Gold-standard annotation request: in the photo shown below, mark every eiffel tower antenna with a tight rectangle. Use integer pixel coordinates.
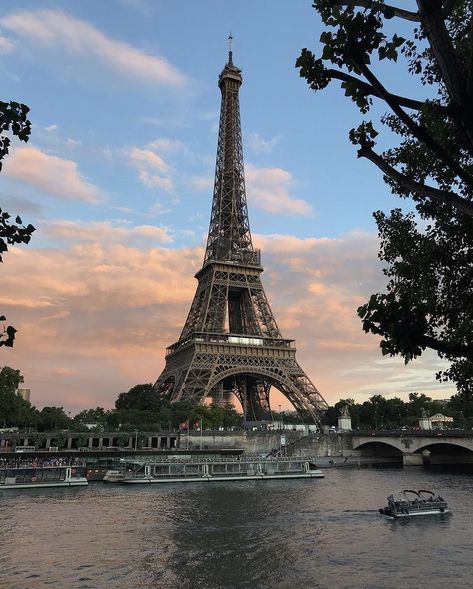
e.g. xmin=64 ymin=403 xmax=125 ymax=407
xmin=228 ymin=32 xmax=233 ymax=64
xmin=154 ymin=48 xmax=328 ymax=425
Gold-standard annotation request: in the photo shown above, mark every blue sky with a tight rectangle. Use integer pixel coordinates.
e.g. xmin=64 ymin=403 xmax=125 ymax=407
xmin=0 ymin=1 xmax=452 ymax=411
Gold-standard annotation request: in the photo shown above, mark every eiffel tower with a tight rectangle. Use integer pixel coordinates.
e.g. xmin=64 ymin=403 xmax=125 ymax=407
xmin=154 ymin=43 xmax=328 ymax=424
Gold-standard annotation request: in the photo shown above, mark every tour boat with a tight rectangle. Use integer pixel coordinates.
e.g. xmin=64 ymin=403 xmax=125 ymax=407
xmin=104 ymin=456 xmax=324 ymax=484
xmin=0 ymin=463 xmax=88 ymax=489
xmin=379 ymin=489 xmax=450 ymax=518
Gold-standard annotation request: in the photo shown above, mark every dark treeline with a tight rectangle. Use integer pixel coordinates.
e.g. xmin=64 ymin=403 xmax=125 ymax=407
xmin=324 ymin=393 xmax=473 ymax=430
xmin=2 ymin=366 xmax=472 ymax=432
xmin=0 ymin=367 xmax=242 ymax=432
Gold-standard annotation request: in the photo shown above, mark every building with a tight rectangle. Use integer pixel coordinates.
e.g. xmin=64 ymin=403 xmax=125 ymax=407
xmin=17 ymin=388 xmax=31 ymax=402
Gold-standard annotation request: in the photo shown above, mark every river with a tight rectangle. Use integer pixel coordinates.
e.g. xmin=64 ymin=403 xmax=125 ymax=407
xmin=1 ymin=466 xmax=472 ymax=589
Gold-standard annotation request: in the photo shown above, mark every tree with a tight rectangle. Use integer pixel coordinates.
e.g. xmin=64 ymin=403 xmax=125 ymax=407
xmin=38 ymin=406 xmax=71 ymax=432
xmin=0 ymin=100 xmax=34 ymax=346
xmin=0 ymin=366 xmax=37 ymax=427
xmin=297 ymin=0 xmax=473 ymax=394
xmin=0 ymin=365 xmax=23 ymax=425
xmin=115 ymin=384 xmax=160 ymax=412
xmin=73 ymin=407 xmax=108 ymax=426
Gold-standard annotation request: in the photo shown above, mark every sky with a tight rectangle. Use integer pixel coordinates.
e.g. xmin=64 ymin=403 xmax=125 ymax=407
xmin=0 ymin=0 xmax=453 ymax=413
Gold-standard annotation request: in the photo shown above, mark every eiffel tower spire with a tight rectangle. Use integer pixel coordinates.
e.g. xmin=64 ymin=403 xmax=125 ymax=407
xmin=154 ymin=47 xmax=328 ymax=424
xmin=204 ymin=36 xmax=255 ymax=266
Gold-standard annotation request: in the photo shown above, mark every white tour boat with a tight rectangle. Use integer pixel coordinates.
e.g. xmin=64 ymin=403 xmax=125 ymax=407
xmin=0 ymin=462 xmax=88 ymax=489
xmin=104 ymin=455 xmax=324 ymax=484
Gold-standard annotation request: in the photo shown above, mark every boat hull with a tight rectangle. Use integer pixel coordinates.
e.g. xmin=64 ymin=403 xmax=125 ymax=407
xmin=118 ymin=470 xmax=325 ymax=484
xmin=379 ymin=507 xmax=450 ymax=518
xmin=0 ymin=478 xmax=88 ymax=490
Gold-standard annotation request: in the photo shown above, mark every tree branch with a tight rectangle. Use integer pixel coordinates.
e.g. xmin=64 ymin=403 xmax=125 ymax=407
xmin=356 ymin=61 xmax=473 ymax=189
xmin=417 ymin=0 xmax=473 ymax=147
xmin=318 ymin=0 xmax=420 ymax=21
xmin=327 ymin=69 xmax=441 ymax=111
xmin=421 ymin=334 xmax=473 ymax=361
xmin=357 ymin=145 xmax=473 ymax=217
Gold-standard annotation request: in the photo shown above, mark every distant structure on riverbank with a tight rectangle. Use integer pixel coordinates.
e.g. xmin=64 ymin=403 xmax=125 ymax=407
xmin=154 ymin=40 xmax=328 ymax=425
xmin=17 ymin=388 xmax=30 ymax=402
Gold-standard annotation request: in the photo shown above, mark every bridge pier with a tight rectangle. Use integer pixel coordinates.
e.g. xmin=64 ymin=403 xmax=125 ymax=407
xmin=402 ymin=453 xmax=424 ymax=466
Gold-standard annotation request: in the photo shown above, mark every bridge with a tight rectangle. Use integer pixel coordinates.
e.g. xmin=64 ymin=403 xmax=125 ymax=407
xmin=350 ymin=430 xmax=473 ymax=466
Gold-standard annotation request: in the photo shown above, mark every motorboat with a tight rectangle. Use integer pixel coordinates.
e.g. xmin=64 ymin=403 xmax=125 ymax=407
xmin=379 ymin=489 xmax=450 ymax=518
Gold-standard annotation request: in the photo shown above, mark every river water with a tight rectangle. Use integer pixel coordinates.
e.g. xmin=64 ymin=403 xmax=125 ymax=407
xmin=1 ymin=466 xmax=472 ymax=589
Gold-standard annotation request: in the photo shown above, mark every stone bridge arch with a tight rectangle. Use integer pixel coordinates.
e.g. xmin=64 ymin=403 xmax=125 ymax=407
xmin=352 ymin=434 xmax=473 ymax=466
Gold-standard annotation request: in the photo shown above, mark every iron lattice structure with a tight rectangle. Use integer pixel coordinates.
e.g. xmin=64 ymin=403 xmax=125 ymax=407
xmin=154 ymin=50 xmax=328 ymax=424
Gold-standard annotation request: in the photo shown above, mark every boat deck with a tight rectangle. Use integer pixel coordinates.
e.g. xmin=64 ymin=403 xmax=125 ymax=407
xmin=106 ymin=456 xmax=324 ymax=484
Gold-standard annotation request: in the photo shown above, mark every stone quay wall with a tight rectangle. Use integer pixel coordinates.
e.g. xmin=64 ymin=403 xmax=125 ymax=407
xmin=183 ymin=431 xmax=358 ymax=457
xmin=0 ymin=430 xmax=356 ymax=457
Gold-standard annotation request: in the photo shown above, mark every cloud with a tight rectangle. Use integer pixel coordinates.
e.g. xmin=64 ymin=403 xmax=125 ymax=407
xmin=3 ymin=146 xmax=102 ymax=203
xmin=245 ymin=164 xmax=313 ymax=216
xmin=147 ymin=138 xmax=185 ymax=153
xmin=0 ymin=33 xmax=14 ymax=53
xmin=0 ymin=9 xmax=186 ymax=86
xmin=0 ymin=228 xmax=452 ymax=411
xmin=129 ymin=147 xmax=174 ymax=192
xmin=67 ymin=138 xmax=82 ymax=149
xmin=129 ymin=149 xmax=168 ymax=173
xmin=247 ymin=132 xmax=281 ymax=154
xmin=0 ymin=236 xmax=202 ymax=408
xmin=44 ymin=219 xmax=173 ymax=245
xmin=187 ymin=175 xmax=213 ymax=192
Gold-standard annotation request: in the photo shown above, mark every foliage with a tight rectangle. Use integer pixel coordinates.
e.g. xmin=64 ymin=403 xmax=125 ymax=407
xmin=116 ymin=384 xmax=161 ymax=412
xmin=297 ymin=1 xmax=473 ymax=395
xmin=37 ymin=406 xmax=71 ymax=432
xmin=322 ymin=392 xmax=471 ymax=428
xmin=112 ymin=383 xmax=243 ymax=431
xmin=0 ymin=365 xmax=37 ymax=427
xmin=73 ymin=407 xmax=108 ymax=425
xmin=0 ymin=101 xmax=34 ymax=347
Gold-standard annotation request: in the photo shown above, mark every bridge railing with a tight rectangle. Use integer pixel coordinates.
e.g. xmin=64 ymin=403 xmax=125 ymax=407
xmin=352 ymin=429 xmax=473 ymax=438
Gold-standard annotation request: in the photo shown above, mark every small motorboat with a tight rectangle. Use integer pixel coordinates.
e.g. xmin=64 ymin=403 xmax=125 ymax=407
xmin=379 ymin=489 xmax=450 ymax=518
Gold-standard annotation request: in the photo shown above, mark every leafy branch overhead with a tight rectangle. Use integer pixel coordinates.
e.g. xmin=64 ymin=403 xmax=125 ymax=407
xmin=297 ymin=0 xmax=473 ymax=395
xmin=0 ymin=100 xmax=34 ymax=348
xmin=296 ymin=0 xmax=473 ymax=216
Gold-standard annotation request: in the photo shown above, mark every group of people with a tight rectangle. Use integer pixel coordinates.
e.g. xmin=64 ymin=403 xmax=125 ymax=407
xmin=0 ymin=456 xmax=85 ymax=469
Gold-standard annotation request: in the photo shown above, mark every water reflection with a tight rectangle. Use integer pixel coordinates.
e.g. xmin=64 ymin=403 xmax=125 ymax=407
xmin=139 ymin=481 xmax=324 ymax=589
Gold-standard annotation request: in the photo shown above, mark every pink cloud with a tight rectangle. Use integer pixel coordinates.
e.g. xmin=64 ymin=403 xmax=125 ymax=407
xmin=129 ymin=147 xmax=174 ymax=192
xmin=45 ymin=220 xmax=173 ymax=245
xmin=4 ymin=146 xmax=101 ymax=203
xmin=245 ymin=164 xmax=313 ymax=216
xmin=0 ymin=230 xmax=453 ymax=411
xmin=0 ymin=9 xmax=186 ymax=86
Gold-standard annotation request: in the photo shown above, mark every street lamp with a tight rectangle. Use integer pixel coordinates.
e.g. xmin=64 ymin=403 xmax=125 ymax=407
xmin=278 ymin=405 xmax=282 ymax=430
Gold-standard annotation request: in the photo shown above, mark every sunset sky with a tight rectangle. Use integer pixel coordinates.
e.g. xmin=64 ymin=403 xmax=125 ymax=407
xmin=0 ymin=1 xmax=452 ymax=412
